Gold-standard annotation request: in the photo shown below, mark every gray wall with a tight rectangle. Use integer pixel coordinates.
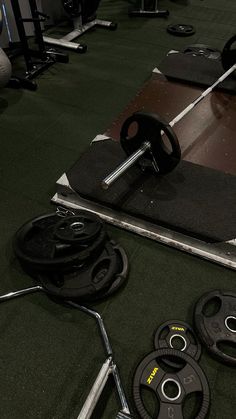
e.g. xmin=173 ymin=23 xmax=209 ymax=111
xmin=0 ymin=0 xmax=43 ymax=47
xmin=0 ymin=0 xmax=66 ymax=48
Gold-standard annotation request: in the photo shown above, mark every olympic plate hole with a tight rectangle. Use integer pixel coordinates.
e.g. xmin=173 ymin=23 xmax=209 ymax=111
xmin=202 ymin=297 xmax=222 ymax=317
xmin=225 ymin=316 xmax=236 ymax=332
xmin=71 ymin=221 xmax=84 ymax=231
xmin=162 ymin=380 xmax=180 ymax=399
xmin=217 ymin=340 xmax=236 ymax=358
xmin=170 ymin=335 xmax=186 ymax=350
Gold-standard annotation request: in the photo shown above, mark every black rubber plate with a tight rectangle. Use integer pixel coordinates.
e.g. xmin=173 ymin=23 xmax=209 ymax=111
xmin=167 ymin=24 xmax=195 ymax=37
xmin=13 ymin=211 xmax=106 ymax=273
xmin=38 ymin=241 xmax=129 ymax=300
xmin=133 ymin=349 xmax=210 ymax=419
xmin=183 ymin=44 xmax=221 ymax=60
xmin=194 ymin=289 xmax=236 ymax=366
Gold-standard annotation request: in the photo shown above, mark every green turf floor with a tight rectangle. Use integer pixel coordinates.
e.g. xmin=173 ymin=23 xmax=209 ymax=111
xmin=0 ymin=0 xmax=236 ymax=418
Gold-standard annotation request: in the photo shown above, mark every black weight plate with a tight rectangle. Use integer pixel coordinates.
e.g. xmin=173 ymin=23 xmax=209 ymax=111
xmin=120 ymin=111 xmax=181 ymax=175
xmin=37 ymin=240 xmax=123 ymax=299
xmin=194 ymin=289 xmax=236 ymax=366
xmin=183 ymin=44 xmax=221 ymax=60
xmin=167 ymin=24 xmax=195 ymax=37
xmin=78 ymin=242 xmax=129 ymax=302
xmin=13 ymin=212 xmax=106 ymax=274
xmin=133 ymin=349 xmax=210 ymax=419
xmin=154 ymin=320 xmax=201 ymax=368
xmin=221 ymin=35 xmax=236 ymax=77
xmin=54 ymin=212 xmax=102 ymax=244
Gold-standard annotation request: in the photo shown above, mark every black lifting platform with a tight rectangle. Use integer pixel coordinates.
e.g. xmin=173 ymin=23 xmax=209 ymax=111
xmin=52 ymin=63 xmax=236 ymax=271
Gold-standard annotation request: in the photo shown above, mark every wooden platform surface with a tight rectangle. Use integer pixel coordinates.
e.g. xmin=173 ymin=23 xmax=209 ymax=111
xmin=105 ymin=72 xmax=236 ymax=176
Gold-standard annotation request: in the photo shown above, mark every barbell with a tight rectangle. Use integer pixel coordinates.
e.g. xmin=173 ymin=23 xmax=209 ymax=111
xmin=101 ymin=39 xmax=236 ymax=190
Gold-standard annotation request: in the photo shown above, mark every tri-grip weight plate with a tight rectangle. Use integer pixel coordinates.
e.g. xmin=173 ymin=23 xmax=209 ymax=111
xmin=194 ymin=290 xmax=236 ymax=366
xmin=167 ymin=24 xmax=195 ymax=37
xmin=120 ymin=112 xmax=181 ymax=175
xmin=55 ymin=213 xmax=102 ymax=244
xmin=221 ymin=35 xmax=236 ymax=77
xmin=154 ymin=320 xmax=201 ymax=368
xmin=13 ymin=211 xmax=106 ymax=274
xmin=133 ymin=349 xmax=210 ymax=419
xmin=38 ymin=241 xmax=128 ymax=300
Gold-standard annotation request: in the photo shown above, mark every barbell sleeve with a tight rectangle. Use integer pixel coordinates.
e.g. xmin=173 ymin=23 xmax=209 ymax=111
xmin=101 ymin=141 xmax=151 ymax=190
xmin=101 ymin=63 xmax=236 ymax=190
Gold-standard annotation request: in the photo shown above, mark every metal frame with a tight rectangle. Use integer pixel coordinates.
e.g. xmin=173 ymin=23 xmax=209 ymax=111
xmin=0 ymin=287 xmax=132 ymax=419
xmin=43 ymin=15 xmax=116 ymax=52
xmin=129 ymin=0 xmax=169 ymax=17
xmin=51 ymin=149 xmax=236 ymax=271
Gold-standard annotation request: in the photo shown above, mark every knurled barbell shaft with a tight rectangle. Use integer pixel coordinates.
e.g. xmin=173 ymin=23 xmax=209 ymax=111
xmin=102 ymin=141 xmax=151 ymax=190
xmin=169 ymin=64 xmax=236 ymax=128
xmin=101 ymin=64 xmax=236 ymax=190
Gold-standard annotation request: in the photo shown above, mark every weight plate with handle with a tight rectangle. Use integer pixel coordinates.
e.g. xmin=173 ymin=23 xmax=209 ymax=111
xmin=133 ymin=349 xmax=210 ymax=419
xmin=194 ymin=289 xmax=236 ymax=366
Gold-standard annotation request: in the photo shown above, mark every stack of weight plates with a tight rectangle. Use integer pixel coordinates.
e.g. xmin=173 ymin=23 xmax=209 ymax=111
xmin=13 ymin=209 xmax=128 ymax=302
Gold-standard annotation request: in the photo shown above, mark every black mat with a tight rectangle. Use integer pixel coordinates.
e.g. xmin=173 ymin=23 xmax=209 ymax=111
xmin=66 ymin=140 xmax=236 ymax=242
xmin=159 ymin=52 xmax=236 ymax=92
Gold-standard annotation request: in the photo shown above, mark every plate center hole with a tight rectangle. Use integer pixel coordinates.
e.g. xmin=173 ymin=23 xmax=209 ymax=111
xmin=170 ymin=334 xmax=187 ymax=351
xmin=161 ymin=379 xmax=181 ymax=401
xmin=225 ymin=316 xmax=236 ymax=333
xmin=70 ymin=222 xmax=84 ymax=232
